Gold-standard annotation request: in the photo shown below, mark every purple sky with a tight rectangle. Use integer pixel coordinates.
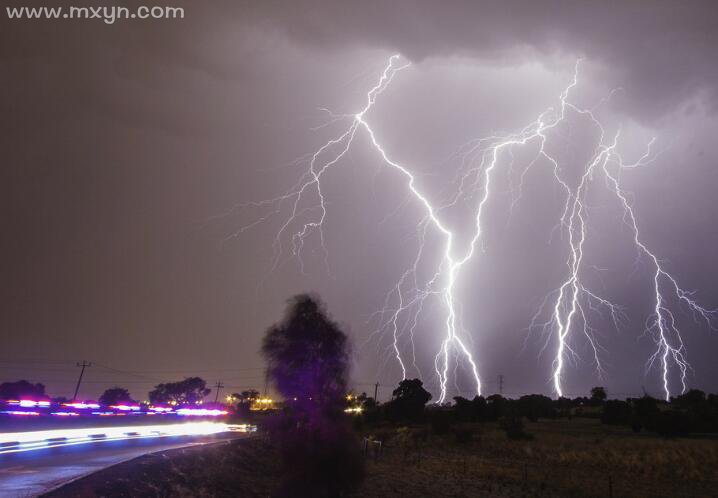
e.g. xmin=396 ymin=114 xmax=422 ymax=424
xmin=2 ymin=1 xmax=718 ymax=401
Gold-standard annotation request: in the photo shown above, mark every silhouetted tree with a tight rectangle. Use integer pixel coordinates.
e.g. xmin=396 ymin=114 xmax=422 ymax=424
xmin=0 ymin=380 xmax=46 ymax=400
xmin=263 ymin=294 xmax=349 ymax=407
xmin=673 ymin=389 xmax=706 ymax=410
xmin=239 ymin=389 xmax=260 ymax=402
xmin=518 ymin=394 xmax=555 ymax=421
xmin=148 ymin=377 xmax=210 ymax=405
xmin=471 ymin=395 xmax=488 ymax=421
xmin=231 ymin=389 xmax=261 ymax=416
xmin=500 ymin=414 xmax=533 ymax=440
xmin=386 ymin=378 xmax=432 ymax=422
xmin=590 ymin=386 xmax=607 ymax=405
xmin=453 ymin=396 xmax=474 ymax=421
xmin=649 ymin=410 xmax=692 ymax=437
xmin=99 ymin=387 xmax=134 ymax=406
xmin=630 ymin=395 xmax=660 ymax=432
xmin=261 ymin=294 xmax=362 ymax=498
xmin=453 ymin=395 xmax=489 ymax=422
xmin=486 ymin=394 xmax=506 ymax=420
xmin=601 ymin=400 xmax=632 ymax=425
xmin=555 ymin=396 xmax=574 ymax=418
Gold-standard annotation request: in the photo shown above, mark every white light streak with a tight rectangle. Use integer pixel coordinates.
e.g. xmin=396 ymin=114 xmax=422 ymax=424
xmin=0 ymin=422 xmax=252 ymax=455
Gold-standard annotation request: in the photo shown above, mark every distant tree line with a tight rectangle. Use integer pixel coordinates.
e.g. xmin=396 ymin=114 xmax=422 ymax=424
xmin=4 ymin=369 xmax=718 ymax=440
xmin=601 ymin=389 xmax=718 ymax=436
xmin=0 ymin=377 xmax=216 ymax=407
xmin=351 ymin=381 xmax=718 ymax=439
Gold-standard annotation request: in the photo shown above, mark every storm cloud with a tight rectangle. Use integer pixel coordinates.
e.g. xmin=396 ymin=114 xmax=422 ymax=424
xmin=1 ymin=1 xmax=717 ymax=401
xmin=244 ymin=0 xmax=718 ymax=120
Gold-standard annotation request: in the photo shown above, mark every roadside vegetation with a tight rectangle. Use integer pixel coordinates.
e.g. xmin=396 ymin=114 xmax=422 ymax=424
xmin=43 ymin=294 xmax=718 ymax=497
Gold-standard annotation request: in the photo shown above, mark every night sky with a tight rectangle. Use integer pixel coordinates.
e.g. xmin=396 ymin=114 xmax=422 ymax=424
xmin=2 ymin=1 xmax=718 ymax=402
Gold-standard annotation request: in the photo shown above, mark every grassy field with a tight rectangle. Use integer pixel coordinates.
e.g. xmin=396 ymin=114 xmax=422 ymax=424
xmin=50 ymin=417 xmax=718 ymax=497
xmin=357 ymin=417 xmax=718 ymax=497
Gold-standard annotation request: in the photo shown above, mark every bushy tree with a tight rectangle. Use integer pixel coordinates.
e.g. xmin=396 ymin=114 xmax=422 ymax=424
xmin=262 ymin=294 xmax=362 ymax=497
xmin=673 ymin=389 xmax=706 ymax=410
xmin=99 ymin=387 xmax=134 ymax=406
xmin=0 ymin=380 xmax=46 ymax=400
xmin=239 ymin=389 xmax=260 ymax=402
xmin=230 ymin=389 xmax=260 ymax=416
xmin=630 ymin=395 xmax=659 ymax=433
xmin=500 ymin=414 xmax=533 ymax=440
xmin=148 ymin=377 xmax=210 ymax=405
xmin=601 ymin=400 xmax=632 ymax=425
xmin=263 ymin=294 xmax=349 ymax=407
xmin=386 ymin=378 xmax=431 ymax=421
xmin=453 ymin=395 xmax=488 ymax=422
xmin=517 ymin=394 xmax=555 ymax=421
xmin=486 ymin=394 xmax=506 ymax=420
xmin=590 ymin=386 xmax=607 ymax=405
xmin=649 ymin=410 xmax=692 ymax=437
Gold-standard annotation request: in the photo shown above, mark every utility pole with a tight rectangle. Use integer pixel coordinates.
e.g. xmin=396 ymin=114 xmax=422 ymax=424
xmin=73 ymin=361 xmax=91 ymax=401
xmin=213 ymin=381 xmax=225 ymax=403
xmin=498 ymin=374 xmax=504 ymax=395
xmin=373 ymin=382 xmax=380 ymax=402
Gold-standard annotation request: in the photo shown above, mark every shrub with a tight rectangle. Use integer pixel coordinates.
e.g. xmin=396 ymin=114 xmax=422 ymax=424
xmin=647 ymin=410 xmax=693 ymax=437
xmin=601 ymin=400 xmax=632 ymax=425
xmin=500 ymin=415 xmax=533 ymax=440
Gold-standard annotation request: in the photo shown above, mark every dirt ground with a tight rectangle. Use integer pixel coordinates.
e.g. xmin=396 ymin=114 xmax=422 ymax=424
xmin=47 ymin=418 xmax=718 ymax=497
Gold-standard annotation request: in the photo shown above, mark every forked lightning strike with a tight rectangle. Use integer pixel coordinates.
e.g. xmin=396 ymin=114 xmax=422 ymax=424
xmin=234 ymin=55 xmax=715 ymax=402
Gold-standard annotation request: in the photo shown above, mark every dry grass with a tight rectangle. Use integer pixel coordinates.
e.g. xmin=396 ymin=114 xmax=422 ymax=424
xmin=46 ymin=436 xmax=281 ymax=498
xmin=49 ymin=418 xmax=718 ymax=497
xmin=355 ymin=418 xmax=718 ymax=497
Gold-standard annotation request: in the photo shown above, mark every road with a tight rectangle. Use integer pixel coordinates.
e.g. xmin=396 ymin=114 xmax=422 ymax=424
xmin=0 ymin=431 xmax=248 ymax=497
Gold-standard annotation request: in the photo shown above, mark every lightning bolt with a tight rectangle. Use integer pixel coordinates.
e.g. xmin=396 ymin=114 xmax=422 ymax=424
xmin=526 ymin=64 xmax=716 ymax=400
xmin=602 ymin=145 xmax=717 ymax=400
xmin=232 ymin=55 xmax=715 ymax=402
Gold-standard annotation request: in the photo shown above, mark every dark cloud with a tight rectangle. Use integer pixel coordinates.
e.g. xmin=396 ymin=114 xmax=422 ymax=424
xmin=244 ymin=0 xmax=718 ymax=120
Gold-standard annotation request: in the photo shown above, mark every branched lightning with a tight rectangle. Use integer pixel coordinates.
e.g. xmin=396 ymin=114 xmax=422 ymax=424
xmin=232 ymin=55 xmax=715 ymax=402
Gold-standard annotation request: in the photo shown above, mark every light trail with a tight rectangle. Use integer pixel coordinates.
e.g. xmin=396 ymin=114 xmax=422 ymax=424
xmin=237 ymin=55 xmax=715 ymax=401
xmin=0 ymin=422 xmax=253 ymax=455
